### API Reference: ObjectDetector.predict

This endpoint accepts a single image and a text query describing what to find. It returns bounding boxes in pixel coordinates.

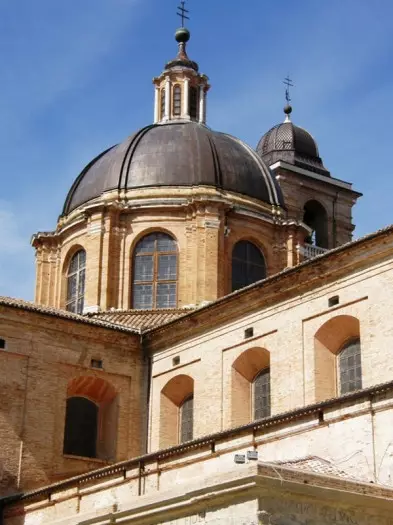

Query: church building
[1,10,393,525]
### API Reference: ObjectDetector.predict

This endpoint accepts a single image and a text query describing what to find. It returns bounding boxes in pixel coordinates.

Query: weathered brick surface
[0,306,143,493]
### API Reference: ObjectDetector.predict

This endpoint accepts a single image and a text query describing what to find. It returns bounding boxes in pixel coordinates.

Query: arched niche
[314,315,361,402]
[231,347,270,427]
[64,376,118,460]
[160,374,194,448]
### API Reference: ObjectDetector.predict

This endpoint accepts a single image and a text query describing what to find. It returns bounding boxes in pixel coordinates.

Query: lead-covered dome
[257,118,330,177]
[63,121,285,215]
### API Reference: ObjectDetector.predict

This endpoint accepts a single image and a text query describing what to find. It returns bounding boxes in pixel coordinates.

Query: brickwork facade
[32,187,307,313]
[0,304,143,494]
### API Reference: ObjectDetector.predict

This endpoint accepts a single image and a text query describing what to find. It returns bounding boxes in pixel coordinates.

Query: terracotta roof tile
[90,308,194,330]
[0,296,139,334]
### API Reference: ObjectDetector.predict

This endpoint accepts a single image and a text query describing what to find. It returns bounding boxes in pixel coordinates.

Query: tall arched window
[160,88,166,119]
[63,397,98,458]
[232,241,266,292]
[64,377,118,460]
[189,86,198,119]
[66,249,86,314]
[180,395,193,443]
[132,232,177,309]
[339,338,362,395]
[254,368,271,420]
[173,84,182,116]
[303,200,329,248]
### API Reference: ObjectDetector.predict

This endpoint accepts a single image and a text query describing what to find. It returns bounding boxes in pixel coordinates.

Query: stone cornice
[2,378,393,508]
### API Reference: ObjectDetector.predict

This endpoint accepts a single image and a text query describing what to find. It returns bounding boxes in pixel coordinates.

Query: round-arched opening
[131,232,178,309]
[303,200,328,249]
[66,249,86,314]
[232,240,266,292]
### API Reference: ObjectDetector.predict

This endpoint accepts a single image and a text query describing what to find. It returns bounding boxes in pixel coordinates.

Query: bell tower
[152,4,210,124]
[257,86,362,255]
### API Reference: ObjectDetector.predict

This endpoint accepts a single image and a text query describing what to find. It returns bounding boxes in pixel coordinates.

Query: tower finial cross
[177,1,190,27]
[283,75,294,104]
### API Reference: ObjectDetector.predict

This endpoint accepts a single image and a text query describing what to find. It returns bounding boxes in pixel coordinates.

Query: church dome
[257,116,330,177]
[63,121,285,215]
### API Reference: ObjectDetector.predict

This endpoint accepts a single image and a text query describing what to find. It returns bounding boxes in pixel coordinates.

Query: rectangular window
[67,274,77,301]
[158,254,177,281]
[134,256,154,282]
[133,284,153,309]
[0,339,5,349]
[156,283,176,308]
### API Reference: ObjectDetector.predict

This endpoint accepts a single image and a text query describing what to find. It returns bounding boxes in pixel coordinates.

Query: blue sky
[1,0,393,300]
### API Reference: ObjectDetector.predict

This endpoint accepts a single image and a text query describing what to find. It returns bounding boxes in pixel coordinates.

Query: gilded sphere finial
[175,27,190,43]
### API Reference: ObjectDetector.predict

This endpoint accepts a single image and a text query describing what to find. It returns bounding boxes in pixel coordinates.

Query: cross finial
[177,1,190,27]
[283,75,294,104]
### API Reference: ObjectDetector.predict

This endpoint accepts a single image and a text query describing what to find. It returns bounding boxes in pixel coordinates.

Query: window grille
[189,86,199,119]
[160,88,166,119]
[339,338,362,395]
[232,241,266,292]
[173,84,182,116]
[66,250,86,314]
[180,395,193,443]
[254,368,271,420]
[132,233,177,309]
[63,397,98,458]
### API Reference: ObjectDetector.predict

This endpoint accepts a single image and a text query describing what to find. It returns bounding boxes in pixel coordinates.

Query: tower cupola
[153,3,210,124]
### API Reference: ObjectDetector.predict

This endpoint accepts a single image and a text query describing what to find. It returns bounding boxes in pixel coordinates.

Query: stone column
[199,85,206,124]
[154,86,160,123]
[164,77,171,121]
[183,78,190,119]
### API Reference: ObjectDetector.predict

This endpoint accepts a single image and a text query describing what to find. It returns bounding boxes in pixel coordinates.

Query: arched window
[303,200,329,249]
[232,241,266,292]
[160,374,194,448]
[189,86,198,119]
[339,338,362,395]
[63,397,98,458]
[160,88,166,119]
[254,368,271,420]
[64,377,118,460]
[231,347,270,427]
[132,232,177,309]
[180,395,193,443]
[66,249,86,314]
[173,84,182,116]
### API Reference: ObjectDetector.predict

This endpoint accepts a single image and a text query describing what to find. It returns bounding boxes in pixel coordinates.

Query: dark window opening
[160,88,166,119]
[173,85,182,116]
[244,327,254,339]
[172,356,180,366]
[66,250,86,315]
[254,368,271,420]
[339,338,362,395]
[303,200,329,249]
[232,241,266,292]
[91,359,103,369]
[180,395,193,443]
[132,232,178,309]
[189,86,199,119]
[63,397,98,458]
[328,295,339,307]
[0,338,5,349]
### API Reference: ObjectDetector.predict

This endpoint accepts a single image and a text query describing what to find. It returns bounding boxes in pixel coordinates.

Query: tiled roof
[273,456,357,480]
[90,308,194,330]
[0,296,139,334]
